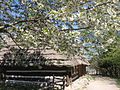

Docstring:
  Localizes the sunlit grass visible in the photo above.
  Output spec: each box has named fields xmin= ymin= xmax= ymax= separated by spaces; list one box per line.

xmin=116 ymin=78 xmax=120 ymax=88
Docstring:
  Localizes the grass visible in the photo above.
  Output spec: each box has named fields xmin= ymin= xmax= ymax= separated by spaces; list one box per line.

xmin=116 ymin=78 xmax=120 ymax=88
xmin=82 ymin=74 xmax=95 ymax=81
xmin=0 ymin=83 xmax=40 ymax=90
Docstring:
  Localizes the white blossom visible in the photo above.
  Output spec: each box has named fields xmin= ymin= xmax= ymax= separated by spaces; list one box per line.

xmin=83 ymin=21 xmax=87 ymax=24
xmin=68 ymin=17 xmax=74 ymax=21
xmin=61 ymin=6 xmax=67 ymax=13
xmin=73 ymin=14 xmax=77 ymax=18
xmin=38 ymin=3 xmax=44 ymax=9
xmin=61 ymin=27 xmax=66 ymax=30
xmin=113 ymin=0 xmax=119 ymax=3
xmin=49 ymin=10 xmax=60 ymax=18
xmin=101 ymin=23 xmax=107 ymax=29
xmin=107 ymin=8 xmax=116 ymax=17
xmin=97 ymin=19 xmax=100 ymax=25
xmin=94 ymin=30 xmax=100 ymax=36
xmin=101 ymin=45 xmax=105 ymax=49
xmin=72 ymin=31 xmax=80 ymax=35
xmin=62 ymin=17 xmax=66 ymax=21
xmin=105 ymin=49 xmax=108 ymax=52
xmin=76 ymin=13 xmax=81 ymax=17
xmin=91 ymin=17 xmax=96 ymax=21
xmin=34 ymin=42 xmax=37 ymax=47
xmin=107 ymin=38 xmax=114 ymax=44
xmin=19 ymin=28 xmax=24 ymax=32
xmin=51 ymin=10 xmax=58 ymax=14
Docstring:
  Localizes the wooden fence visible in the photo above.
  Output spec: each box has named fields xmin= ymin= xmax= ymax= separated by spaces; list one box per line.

xmin=1 ymin=69 xmax=67 ymax=90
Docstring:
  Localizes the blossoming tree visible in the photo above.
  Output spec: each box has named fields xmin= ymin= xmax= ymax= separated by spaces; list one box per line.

xmin=0 ymin=0 xmax=120 ymax=57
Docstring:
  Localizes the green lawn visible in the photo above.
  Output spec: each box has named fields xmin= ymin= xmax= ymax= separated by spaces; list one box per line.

xmin=116 ymin=78 xmax=120 ymax=88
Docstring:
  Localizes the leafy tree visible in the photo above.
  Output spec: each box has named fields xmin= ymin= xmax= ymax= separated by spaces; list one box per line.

xmin=90 ymin=43 xmax=120 ymax=77
xmin=0 ymin=0 xmax=120 ymax=57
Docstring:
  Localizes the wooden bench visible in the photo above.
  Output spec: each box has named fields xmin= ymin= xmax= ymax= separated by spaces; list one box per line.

xmin=1 ymin=67 xmax=66 ymax=90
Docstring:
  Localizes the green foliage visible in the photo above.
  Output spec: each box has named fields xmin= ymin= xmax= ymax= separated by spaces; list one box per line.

xmin=81 ymin=75 xmax=95 ymax=81
xmin=91 ymin=45 xmax=120 ymax=77
xmin=0 ymin=0 xmax=120 ymax=57
xmin=2 ymin=47 xmax=48 ymax=67
xmin=116 ymin=78 xmax=120 ymax=88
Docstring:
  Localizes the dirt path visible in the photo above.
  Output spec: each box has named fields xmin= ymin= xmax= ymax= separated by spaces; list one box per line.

xmin=85 ymin=76 xmax=120 ymax=90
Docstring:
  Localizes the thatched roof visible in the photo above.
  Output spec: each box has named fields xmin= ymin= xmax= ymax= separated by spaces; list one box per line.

xmin=73 ymin=56 xmax=90 ymax=66
xmin=37 ymin=48 xmax=90 ymax=67
xmin=41 ymin=49 xmax=77 ymax=67
xmin=0 ymin=39 xmax=90 ymax=67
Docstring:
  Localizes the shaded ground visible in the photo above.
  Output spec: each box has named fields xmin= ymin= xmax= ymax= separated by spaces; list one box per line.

xmin=85 ymin=76 xmax=120 ymax=90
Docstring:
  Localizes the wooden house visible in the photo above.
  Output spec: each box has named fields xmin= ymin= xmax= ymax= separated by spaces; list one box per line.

xmin=0 ymin=39 xmax=90 ymax=86
xmin=40 ymin=48 xmax=90 ymax=85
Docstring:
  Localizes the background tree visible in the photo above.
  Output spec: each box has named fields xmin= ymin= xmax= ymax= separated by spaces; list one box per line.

xmin=90 ymin=35 xmax=120 ymax=77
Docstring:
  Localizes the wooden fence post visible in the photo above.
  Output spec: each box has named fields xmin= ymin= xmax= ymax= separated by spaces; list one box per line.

xmin=62 ymin=76 xmax=65 ymax=90
xmin=53 ymin=74 xmax=55 ymax=89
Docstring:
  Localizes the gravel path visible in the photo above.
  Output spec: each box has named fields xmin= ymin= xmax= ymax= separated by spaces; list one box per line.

xmin=85 ymin=76 xmax=120 ymax=90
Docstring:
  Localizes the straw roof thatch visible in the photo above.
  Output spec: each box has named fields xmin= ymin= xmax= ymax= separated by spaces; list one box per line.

xmin=40 ymin=49 xmax=90 ymax=67
xmin=0 ymin=39 xmax=90 ymax=67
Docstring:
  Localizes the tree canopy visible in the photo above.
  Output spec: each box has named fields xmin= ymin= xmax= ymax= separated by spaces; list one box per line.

xmin=0 ymin=0 xmax=120 ymax=57
xmin=90 ymin=44 xmax=120 ymax=77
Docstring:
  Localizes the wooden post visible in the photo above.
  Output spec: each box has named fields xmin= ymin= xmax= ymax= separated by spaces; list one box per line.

xmin=81 ymin=65 xmax=84 ymax=76
xmin=70 ymin=77 xmax=72 ymax=86
xmin=1 ymin=73 xmax=5 ymax=81
xmin=78 ymin=65 xmax=80 ymax=77
xmin=62 ymin=76 xmax=65 ymax=90
xmin=66 ymin=69 xmax=71 ymax=86
xmin=70 ymin=68 xmax=72 ymax=86
xmin=66 ymin=75 xmax=70 ymax=86
xmin=78 ymin=65 xmax=82 ymax=77
xmin=1 ymin=68 xmax=6 ymax=83
xmin=66 ymin=75 xmax=72 ymax=86
xmin=83 ymin=65 xmax=86 ymax=75
xmin=53 ymin=74 xmax=55 ymax=89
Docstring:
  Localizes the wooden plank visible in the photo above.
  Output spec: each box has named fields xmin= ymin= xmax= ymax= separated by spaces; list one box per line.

xmin=6 ymin=75 xmax=50 ymax=81
xmin=54 ymin=80 xmax=63 ymax=83
xmin=71 ymin=72 xmax=78 ymax=78
xmin=6 ymin=75 xmax=50 ymax=79
xmin=1 ymin=66 xmax=68 ymax=70
xmin=6 ymin=72 xmax=66 ymax=76
xmin=53 ymin=74 xmax=55 ymax=89
xmin=6 ymin=77 xmax=49 ymax=82
xmin=5 ymin=70 xmax=67 ymax=76
xmin=72 ymin=74 xmax=79 ymax=81
xmin=62 ymin=76 xmax=65 ymax=90
xmin=6 ymin=70 xmax=67 ymax=73
xmin=5 ymin=80 xmax=49 ymax=87
xmin=54 ymin=78 xmax=64 ymax=80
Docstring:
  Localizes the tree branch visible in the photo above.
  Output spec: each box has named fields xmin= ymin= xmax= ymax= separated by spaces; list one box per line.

xmin=86 ymin=1 xmax=118 ymax=10
xmin=60 ymin=26 xmax=90 ymax=31
xmin=0 ymin=18 xmax=44 ymax=33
